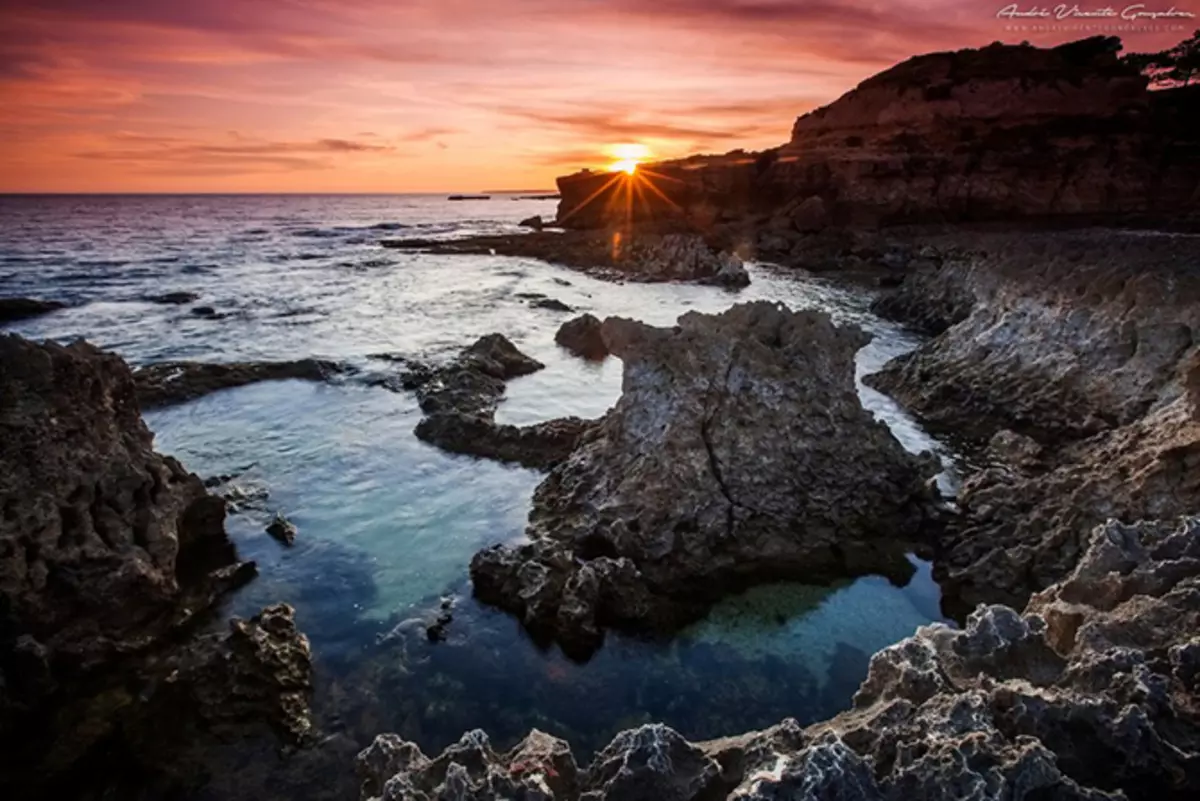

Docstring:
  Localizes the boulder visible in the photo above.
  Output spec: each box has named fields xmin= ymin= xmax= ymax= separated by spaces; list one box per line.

xmin=0 ymin=298 xmax=66 ymax=324
xmin=470 ymin=302 xmax=939 ymax=655
xmin=363 ymin=516 xmax=1200 ymax=801
xmin=699 ymin=251 xmax=750 ymax=289
xmin=518 ymin=215 xmax=544 ymax=230
xmin=266 ymin=512 xmax=297 ymax=546
xmin=554 ymin=314 xmax=608 ymax=360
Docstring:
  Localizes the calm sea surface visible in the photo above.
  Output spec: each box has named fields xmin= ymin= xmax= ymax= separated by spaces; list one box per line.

xmin=0 ymin=194 xmax=959 ymax=793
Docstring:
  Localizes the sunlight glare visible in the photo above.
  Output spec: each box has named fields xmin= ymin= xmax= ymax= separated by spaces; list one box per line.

xmin=606 ymin=142 xmax=651 ymax=175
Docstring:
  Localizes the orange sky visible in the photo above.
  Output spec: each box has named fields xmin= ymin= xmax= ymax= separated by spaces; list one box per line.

xmin=1 ymin=1 xmax=1193 ymax=192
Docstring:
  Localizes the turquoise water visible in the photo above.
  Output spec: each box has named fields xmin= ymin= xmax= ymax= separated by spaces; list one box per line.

xmin=1 ymin=195 xmax=958 ymax=778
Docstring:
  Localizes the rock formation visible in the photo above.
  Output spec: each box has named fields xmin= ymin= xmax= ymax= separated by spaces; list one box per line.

xmin=133 ymin=358 xmax=346 ymax=408
xmin=0 ymin=297 xmax=66 ymax=324
xmin=863 ymin=229 xmax=1200 ymax=614
xmin=0 ymin=334 xmax=314 ymax=797
xmin=361 ymin=515 xmax=1200 ymax=801
xmin=404 ymin=334 xmax=596 ymax=470
xmin=470 ymin=302 xmax=939 ymax=656
xmin=380 ymin=230 xmax=750 ymax=286
xmin=555 ymin=314 xmax=609 ymax=360
xmin=555 ymin=38 xmax=1200 ymax=237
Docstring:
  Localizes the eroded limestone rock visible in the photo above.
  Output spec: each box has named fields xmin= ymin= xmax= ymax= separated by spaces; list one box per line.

xmin=470 ymin=302 xmax=939 ymax=655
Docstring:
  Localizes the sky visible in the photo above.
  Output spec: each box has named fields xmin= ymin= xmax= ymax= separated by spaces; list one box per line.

xmin=0 ymin=0 xmax=1193 ymax=192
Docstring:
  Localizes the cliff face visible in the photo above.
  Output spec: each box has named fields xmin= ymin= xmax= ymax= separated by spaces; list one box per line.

xmin=556 ymin=37 xmax=1200 ymax=233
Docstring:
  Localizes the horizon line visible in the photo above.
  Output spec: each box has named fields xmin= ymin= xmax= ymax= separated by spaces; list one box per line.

xmin=0 ymin=190 xmax=560 ymax=197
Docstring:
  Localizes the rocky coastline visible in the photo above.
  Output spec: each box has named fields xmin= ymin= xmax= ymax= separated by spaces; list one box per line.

xmin=470 ymin=302 xmax=941 ymax=656
xmin=3 ymin=32 xmax=1199 ymax=801
xmin=0 ymin=335 xmax=314 ymax=798
xmin=355 ymin=35 xmax=1200 ymax=801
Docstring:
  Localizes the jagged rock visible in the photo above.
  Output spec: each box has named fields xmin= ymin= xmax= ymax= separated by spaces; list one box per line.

xmin=865 ymin=231 xmax=1200 ymax=443
xmin=150 ymin=603 xmax=314 ymax=745
xmin=266 ymin=512 xmax=297 ymax=546
xmin=0 ymin=298 xmax=66 ymax=324
xmin=862 ymin=230 xmax=1200 ymax=614
xmin=365 ymin=517 xmax=1200 ymax=801
xmin=0 ymin=335 xmax=239 ymax=681
xmin=700 ymin=251 xmax=750 ymax=289
xmin=555 ymin=314 xmax=608 ymax=360
xmin=469 ymin=302 xmax=939 ymax=655
xmin=403 ymin=334 xmax=594 ymax=469
xmin=519 ymin=215 xmax=545 ymax=230
xmin=0 ymin=335 xmax=300 ymax=795
xmin=134 ymin=358 xmax=345 ymax=408
xmin=986 ymin=429 xmax=1043 ymax=468
xmin=415 ymin=413 xmax=596 ymax=470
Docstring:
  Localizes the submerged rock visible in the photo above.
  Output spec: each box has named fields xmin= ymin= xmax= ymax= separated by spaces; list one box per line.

xmin=470 ymin=302 xmax=939 ymax=655
xmin=133 ymin=358 xmax=345 ymax=408
xmin=532 ymin=297 xmax=574 ymax=312
xmin=405 ymin=334 xmax=596 ymax=469
xmin=147 ymin=291 xmax=200 ymax=305
xmin=362 ymin=517 xmax=1200 ymax=801
xmin=555 ymin=313 xmax=608 ymax=360
xmin=0 ymin=297 xmax=66 ymax=324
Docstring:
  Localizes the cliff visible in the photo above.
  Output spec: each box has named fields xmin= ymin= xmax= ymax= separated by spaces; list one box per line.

xmin=555 ymin=37 xmax=1200 ymax=236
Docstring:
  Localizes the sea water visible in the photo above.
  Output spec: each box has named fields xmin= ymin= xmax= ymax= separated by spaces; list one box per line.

xmin=0 ymin=194 xmax=958 ymax=774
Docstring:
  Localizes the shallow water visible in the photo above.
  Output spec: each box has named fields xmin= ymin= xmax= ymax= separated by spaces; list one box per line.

xmin=1 ymin=195 xmax=959 ymax=783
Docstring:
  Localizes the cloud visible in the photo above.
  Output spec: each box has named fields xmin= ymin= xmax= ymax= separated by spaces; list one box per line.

xmin=71 ymin=133 xmax=396 ymax=174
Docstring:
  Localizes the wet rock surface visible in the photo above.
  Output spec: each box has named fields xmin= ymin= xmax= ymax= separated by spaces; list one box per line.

xmin=134 ymin=358 xmax=345 ymax=408
xmin=0 ymin=297 xmax=67 ymax=324
xmin=403 ymin=334 xmax=597 ymax=470
xmin=0 ymin=335 xmax=314 ymax=798
xmin=470 ymin=302 xmax=939 ymax=656
xmin=362 ymin=517 xmax=1200 ymax=801
xmin=555 ymin=314 xmax=609 ymax=360
xmin=381 ymin=229 xmax=749 ymax=286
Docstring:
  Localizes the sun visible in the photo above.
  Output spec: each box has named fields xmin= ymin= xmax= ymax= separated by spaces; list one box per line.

xmin=606 ymin=143 xmax=651 ymax=175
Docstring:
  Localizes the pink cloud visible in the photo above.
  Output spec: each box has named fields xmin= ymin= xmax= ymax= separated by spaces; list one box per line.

xmin=0 ymin=0 xmax=1192 ymax=191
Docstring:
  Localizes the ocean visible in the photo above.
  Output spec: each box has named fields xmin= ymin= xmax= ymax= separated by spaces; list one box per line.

xmin=0 ymin=194 xmax=959 ymax=794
